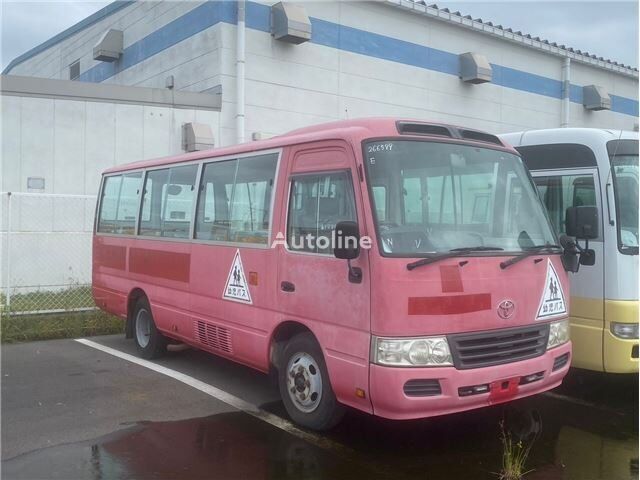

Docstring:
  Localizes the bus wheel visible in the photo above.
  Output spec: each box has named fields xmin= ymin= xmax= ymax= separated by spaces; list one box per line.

xmin=133 ymin=298 xmax=167 ymax=359
xmin=279 ymin=332 xmax=345 ymax=430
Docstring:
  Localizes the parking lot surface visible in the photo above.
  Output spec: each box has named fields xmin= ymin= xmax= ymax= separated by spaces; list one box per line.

xmin=2 ymin=335 xmax=638 ymax=480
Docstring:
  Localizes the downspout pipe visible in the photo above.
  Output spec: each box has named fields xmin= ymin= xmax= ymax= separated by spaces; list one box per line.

xmin=236 ymin=0 xmax=246 ymax=144
xmin=561 ymin=57 xmax=571 ymax=128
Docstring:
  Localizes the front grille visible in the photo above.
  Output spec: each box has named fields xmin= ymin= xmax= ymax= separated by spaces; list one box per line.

xmin=448 ymin=324 xmax=549 ymax=370
xmin=403 ymin=379 xmax=442 ymax=397
xmin=632 ymin=345 xmax=639 ymax=359
xmin=552 ymin=352 xmax=570 ymax=371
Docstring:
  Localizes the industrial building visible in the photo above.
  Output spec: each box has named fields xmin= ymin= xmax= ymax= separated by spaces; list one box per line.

xmin=0 ymin=0 xmax=638 ymax=312
xmin=2 ymin=0 xmax=638 ymax=175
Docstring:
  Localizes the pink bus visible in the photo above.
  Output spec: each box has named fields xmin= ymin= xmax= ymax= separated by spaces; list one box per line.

xmin=93 ymin=118 xmax=592 ymax=430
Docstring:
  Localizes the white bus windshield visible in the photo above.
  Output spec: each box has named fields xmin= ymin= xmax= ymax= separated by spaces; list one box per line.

xmin=364 ymin=140 xmax=557 ymax=256
xmin=611 ymin=153 xmax=639 ymax=253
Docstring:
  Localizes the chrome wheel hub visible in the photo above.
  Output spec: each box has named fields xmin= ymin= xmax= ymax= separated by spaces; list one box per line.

xmin=286 ymin=352 xmax=323 ymax=413
xmin=135 ymin=309 xmax=151 ymax=348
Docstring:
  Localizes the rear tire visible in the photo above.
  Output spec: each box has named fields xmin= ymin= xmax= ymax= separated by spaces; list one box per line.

xmin=278 ymin=332 xmax=345 ymax=430
xmin=132 ymin=298 xmax=167 ymax=359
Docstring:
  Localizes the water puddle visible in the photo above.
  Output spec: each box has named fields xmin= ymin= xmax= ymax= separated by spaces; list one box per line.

xmin=3 ymin=373 xmax=637 ymax=479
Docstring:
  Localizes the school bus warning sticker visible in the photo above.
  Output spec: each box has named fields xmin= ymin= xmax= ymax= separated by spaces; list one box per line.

xmin=223 ymin=250 xmax=252 ymax=304
xmin=536 ymin=259 xmax=567 ymax=320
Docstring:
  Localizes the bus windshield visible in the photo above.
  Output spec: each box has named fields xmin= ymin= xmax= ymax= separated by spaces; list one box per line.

xmin=611 ymin=153 xmax=639 ymax=253
xmin=364 ymin=140 xmax=557 ymax=256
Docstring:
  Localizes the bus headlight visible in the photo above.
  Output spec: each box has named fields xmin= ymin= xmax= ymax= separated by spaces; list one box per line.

xmin=547 ymin=320 xmax=570 ymax=349
xmin=610 ymin=322 xmax=639 ymax=339
xmin=372 ymin=336 xmax=453 ymax=367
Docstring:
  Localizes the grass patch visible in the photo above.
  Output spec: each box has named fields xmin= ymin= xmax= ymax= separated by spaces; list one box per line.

xmin=1 ymin=310 xmax=124 ymax=343
xmin=497 ymin=420 xmax=535 ymax=480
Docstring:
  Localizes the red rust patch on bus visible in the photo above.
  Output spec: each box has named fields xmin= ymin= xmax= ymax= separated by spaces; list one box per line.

xmin=129 ymin=248 xmax=190 ymax=282
xmin=95 ymin=244 xmax=126 ymax=270
xmin=439 ymin=265 xmax=463 ymax=293
xmin=408 ymin=294 xmax=491 ymax=315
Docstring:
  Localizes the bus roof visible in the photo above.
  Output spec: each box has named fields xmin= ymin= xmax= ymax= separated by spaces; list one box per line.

xmin=499 ymin=128 xmax=638 ymax=150
xmin=103 ymin=117 xmax=516 ymax=174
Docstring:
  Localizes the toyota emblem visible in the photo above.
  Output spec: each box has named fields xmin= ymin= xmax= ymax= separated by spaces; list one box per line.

xmin=497 ymin=300 xmax=515 ymax=319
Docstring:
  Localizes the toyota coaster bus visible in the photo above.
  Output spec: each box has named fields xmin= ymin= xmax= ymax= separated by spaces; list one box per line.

xmin=501 ymin=129 xmax=638 ymax=374
xmin=93 ymin=118 xmax=589 ymax=430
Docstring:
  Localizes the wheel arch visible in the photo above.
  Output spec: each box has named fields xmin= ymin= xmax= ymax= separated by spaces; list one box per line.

xmin=269 ymin=320 xmax=319 ymax=377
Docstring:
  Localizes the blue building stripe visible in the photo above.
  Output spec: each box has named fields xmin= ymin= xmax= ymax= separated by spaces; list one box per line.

xmin=12 ymin=0 xmax=639 ymax=118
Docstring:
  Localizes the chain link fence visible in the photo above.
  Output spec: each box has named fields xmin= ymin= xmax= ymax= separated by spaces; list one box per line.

xmin=1 ymin=192 xmax=97 ymax=317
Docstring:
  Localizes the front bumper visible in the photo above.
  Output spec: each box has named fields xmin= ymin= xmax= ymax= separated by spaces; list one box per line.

xmin=369 ymin=341 xmax=571 ymax=420
xmin=604 ymin=300 xmax=639 ymax=374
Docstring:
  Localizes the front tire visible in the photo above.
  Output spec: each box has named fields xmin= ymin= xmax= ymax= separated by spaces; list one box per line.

xmin=133 ymin=298 xmax=167 ymax=359
xmin=278 ymin=333 xmax=345 ymax=430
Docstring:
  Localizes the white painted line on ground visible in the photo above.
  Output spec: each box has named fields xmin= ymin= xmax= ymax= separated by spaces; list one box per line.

xmin=74 ymin=338 xmax=353 ymax=455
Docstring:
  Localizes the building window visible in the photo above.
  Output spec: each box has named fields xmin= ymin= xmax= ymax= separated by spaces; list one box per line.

xmin=69 ymin=60 xmax=80 ymax=80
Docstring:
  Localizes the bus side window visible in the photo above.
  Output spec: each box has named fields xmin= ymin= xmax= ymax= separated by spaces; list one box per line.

xmin=287 ymin=172 xmax=356 ymax=254
xmin=229 ymin=153 xmax=278 ymax=244
xmin=97 ymin=175 xmax=122 ymax=233
xmin=139 ymin=165 xmax=197 ymax=238
xmin=195 ymin=153 xmax=278 ymax=244
xmin=372 ymin=185 xmax=387 ymax=222
xmin=140 ymin=169 xmax=169 ymax=236
xmin=115 ymin=172 xmax=142 ymax=235
xmin=533 ymin=175 xmax=596 ymax=236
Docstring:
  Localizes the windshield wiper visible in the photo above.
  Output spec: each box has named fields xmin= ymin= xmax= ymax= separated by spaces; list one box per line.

xmin=406 ymin=246 xmax=504 ymax=271
xmin=499 ymin=244 xmax=562 ymax=270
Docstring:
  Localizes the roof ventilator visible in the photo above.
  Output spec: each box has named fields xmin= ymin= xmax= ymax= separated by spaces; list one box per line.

xmin=93 ymin=29 xmax=123 ymax=62
xmin=459 ymin=52 xmax=492 ymax=84
xmin=583 ymin=84 xmax=611 ymax=111
xmin=271 ymin=2 xmax=311 ymax=44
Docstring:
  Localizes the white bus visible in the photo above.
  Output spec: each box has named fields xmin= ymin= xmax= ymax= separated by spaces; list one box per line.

xmin=500 ymin=129 xmax=638 ymax=373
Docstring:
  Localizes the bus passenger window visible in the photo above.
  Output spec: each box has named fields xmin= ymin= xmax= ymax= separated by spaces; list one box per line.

xmin=229 ymin=153 xmax=278 ymax=244
xmin=97 ymin=175 xmax=122 ymax=233
xmin=115 ymin=172 xmax=142 ymax=235
xmin=140 ymin=165 xmax=197 ymax=238
xmin=287 ymin=172 xmax=356 ymax=254
xmin=195 ymin=153 xmax=278 ymax=244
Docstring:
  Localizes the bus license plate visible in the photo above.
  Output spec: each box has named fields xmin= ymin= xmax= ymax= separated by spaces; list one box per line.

xmin=489 ymin=377 xmax=520 ymax=403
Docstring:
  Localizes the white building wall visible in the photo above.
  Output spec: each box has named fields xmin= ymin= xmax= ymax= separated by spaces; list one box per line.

xmin=0 ymin=94 xmax=219 ymax=195
xmin=6 ymin=1 xmax=639 ymax=145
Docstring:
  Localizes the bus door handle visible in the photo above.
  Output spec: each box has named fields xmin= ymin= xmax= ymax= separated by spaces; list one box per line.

xmin=281 ymin=281 xmax=296 ymax=293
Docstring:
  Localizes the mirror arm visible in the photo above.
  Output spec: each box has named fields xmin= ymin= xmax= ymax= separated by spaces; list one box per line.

xmin=347 ymin=259 xmax=362 ymax=284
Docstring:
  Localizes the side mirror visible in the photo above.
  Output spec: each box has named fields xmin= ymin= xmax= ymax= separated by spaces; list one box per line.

xmin=559 ymin=234 xmax=580 ymax=273
xmin=579 ymin=249 xmax=596 ymax=266
xmin=566 ymin=206 xmax=599 ymax=239
xmin=333 ymin=221 xmax=360 ymax=260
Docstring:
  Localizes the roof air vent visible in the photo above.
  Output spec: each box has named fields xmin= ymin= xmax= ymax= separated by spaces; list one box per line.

xmin=397 ymin=122 xmax=453 ymax=137
xmin=583 ymin=85 xmax=611 ymax=111
xmin=271 ymin=2 xmax=311 ymax=44
xmin=93 ymin=29 xmax=123 ymax=62
xmin=459 ymin=129 xmax=502 ymax=145
xmin=182 ymin=123 xmax=215 ymax=152
xmin=459 ymin=52 xmax=492 ymax=84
